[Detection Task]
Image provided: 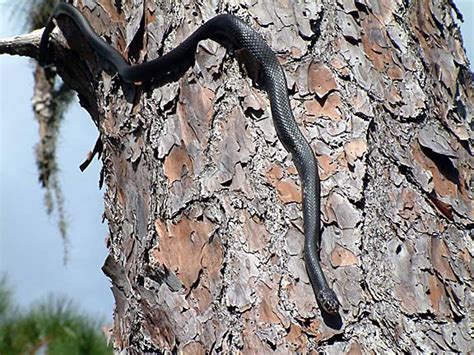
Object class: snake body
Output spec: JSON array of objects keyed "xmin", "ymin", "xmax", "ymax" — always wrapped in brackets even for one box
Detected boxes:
[{"xmin": 40, "ymin": 3, "xmax": 340, "ymax": 314}]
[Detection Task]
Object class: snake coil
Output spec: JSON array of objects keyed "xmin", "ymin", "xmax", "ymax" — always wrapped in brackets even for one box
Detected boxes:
[{"xmin": 40, "ymin": 2, "xmax": 340, "ymax": 314}]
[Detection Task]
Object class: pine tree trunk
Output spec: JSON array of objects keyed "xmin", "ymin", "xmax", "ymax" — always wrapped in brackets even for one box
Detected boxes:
[{"xmin": 1, "ymin": 0, "xmax": 472, "ymax": 353}]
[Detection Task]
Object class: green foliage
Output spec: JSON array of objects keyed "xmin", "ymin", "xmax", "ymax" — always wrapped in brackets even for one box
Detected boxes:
[
  {"xmin": 0, "ymin": 277, "xmax": 14, "ymax": 318},
  {"xmin": 0, "ymin": 278, "xmax": 112, "ymax": 355}
]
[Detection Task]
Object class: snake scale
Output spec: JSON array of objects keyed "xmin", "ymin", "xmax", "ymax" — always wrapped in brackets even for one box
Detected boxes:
[{"xmin": 40, "ymin": 2, "xmax": 340, "ymax": 314}]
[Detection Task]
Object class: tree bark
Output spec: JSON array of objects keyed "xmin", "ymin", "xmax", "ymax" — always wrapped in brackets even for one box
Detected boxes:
[{"xmin": 2, "ymin": 0, "xmax": 472, "ymax": 353}]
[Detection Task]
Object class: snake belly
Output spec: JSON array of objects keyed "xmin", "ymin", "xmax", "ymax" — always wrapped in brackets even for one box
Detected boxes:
[{"xmin": 40, "ymin": 2, "xmax": 340, "ymax": 314}]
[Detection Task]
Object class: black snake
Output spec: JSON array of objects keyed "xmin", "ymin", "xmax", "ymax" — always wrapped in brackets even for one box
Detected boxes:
[{"xmin": 40, "ymin": 2, "xmax": 340, "ymax": 314}]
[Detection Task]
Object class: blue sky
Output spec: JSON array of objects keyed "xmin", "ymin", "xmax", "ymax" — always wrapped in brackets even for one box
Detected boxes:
[
  {"xmin": 0, "ymin": 1, "xmax": 472, "ymax": 322},
  {"xmin": 0, "ymin": 3, "xmax": 113, "ymax": 319}
]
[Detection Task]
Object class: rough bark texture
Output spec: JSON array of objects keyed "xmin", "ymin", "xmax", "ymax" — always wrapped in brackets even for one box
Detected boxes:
[{"xmin": 5, "ymin": 0, "xmax": 472, "ymax": 353}]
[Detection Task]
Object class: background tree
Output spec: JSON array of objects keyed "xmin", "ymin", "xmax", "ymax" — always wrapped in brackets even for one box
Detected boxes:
[
  {"xmin": 0, "ymin": 277, "xmax": 112, "ymax": 354},
  {"xmin": 0, "ymin": 0, "xmax": 472, "ymax": 353}
]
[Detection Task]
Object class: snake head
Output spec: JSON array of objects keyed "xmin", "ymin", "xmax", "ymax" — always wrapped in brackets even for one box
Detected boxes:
[{"xmin": 317, "ymin": 289, "xmax": 340, "ymax": 314}]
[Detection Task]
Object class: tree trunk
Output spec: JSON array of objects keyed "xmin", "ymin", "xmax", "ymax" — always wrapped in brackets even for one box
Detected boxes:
[{"xmin": 1, "ymin": 0, "xmax": 472, "ymax": 353}]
